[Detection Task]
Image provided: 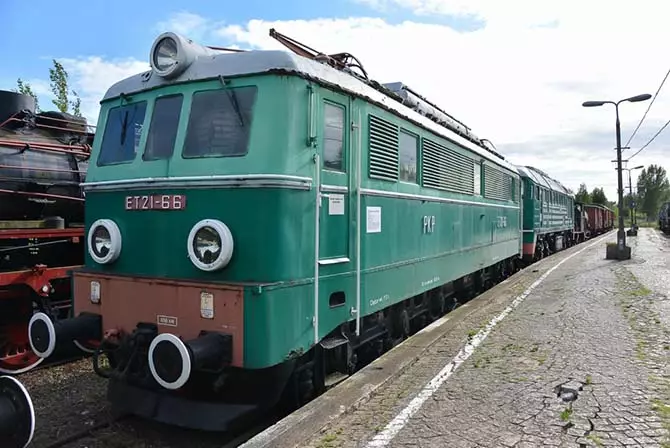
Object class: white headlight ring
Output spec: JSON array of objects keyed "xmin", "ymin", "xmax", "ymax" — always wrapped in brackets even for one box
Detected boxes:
[
  {"xmin": 87, "ymin": 219, "xmax": 122, "ymax": 265},
  {"xmin": 187, "ymin": 219, "xmax": 234, "ymax": 272}
]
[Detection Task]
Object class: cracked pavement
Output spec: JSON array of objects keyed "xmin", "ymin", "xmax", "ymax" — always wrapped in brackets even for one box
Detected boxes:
[{"xmin": 305, "ymin": 229, "xmax": 670, "ymax": 448}]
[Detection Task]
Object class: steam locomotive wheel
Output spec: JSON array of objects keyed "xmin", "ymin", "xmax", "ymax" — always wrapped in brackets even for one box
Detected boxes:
[
  {"xmin": 0, "ymin": 299, "xmax": 44, "ymax": 374},
  {"xmin": 73, "ymin": 339, "xmax": 100, "ymax": 354}
]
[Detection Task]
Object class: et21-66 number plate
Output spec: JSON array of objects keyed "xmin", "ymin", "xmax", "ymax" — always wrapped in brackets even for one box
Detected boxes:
[{"xmin": 125, "ymin": 194, "xmax": 187, "ymax": 210}]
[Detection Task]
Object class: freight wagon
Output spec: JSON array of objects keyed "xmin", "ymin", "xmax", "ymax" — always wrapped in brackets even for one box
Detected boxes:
[{"xmin": 583, "ymin": 203, "xmax": 614, "ymax": 237}]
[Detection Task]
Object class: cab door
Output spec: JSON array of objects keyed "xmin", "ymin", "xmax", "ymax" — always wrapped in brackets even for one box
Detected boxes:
[{"xmin": 317, "ymin": 91, "xmax": 351, "ymax": 266}]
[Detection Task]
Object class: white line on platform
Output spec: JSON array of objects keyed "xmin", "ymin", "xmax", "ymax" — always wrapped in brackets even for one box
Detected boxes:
[{"xmin": 365, "ymin": 236, "xmax": 606, "ymax": 447}]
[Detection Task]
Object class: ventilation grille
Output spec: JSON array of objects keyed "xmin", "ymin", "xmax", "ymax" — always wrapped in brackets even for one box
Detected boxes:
[
  {"xmin": 368, "ymin": 115, "xmax": 398, "ymax": 181},
  {"xmin": 421, "ymin": 138, "xmax": 475, "ymax": 194},
  {"xmin": 484, "ymin": 164, "xmax": 512, "ymax": 201}
]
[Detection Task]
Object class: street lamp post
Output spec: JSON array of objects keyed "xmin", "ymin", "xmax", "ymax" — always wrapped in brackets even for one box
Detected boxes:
[
  {"xmin": 582, "ymin": 93, "xmax": 652, "ymax": 260},
  {"xmin": 623, "ymin": 165, "xmax": 644, "ymax": 235}
]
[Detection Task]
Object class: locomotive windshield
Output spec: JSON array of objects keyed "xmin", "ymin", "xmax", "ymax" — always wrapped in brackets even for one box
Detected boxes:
[
  {"xmin": 143, "ymin": 94, "xmax": 183, "ymax": 161},
  {"xmin": 97, "ymin": 102, "xmax": 147, "ymax": 166},
  {"xmin": 182, "ymin": 86, "xmax": 257, "ymax": 158},
  {"xmin": 96, "ymin": 86, "xmax": 258, "ymax": 165}
]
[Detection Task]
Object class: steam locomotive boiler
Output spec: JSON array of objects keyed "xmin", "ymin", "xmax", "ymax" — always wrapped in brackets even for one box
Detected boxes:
[{"xmin": 0, "ymin": 89, "xmax": 95, "ymax": 373}]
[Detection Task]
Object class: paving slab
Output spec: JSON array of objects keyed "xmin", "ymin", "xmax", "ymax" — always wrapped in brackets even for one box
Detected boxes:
[
  {"xmin": 242, "ymin": 232, "xmax": 624, "ymax": 448},
  {"xmin": 287, "ymin": 228, "xmax": 670, "ymax": 448}
]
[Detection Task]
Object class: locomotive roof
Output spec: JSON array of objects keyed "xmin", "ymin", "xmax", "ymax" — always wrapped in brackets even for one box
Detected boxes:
[
  {"xmin": 103, "ymin": 48, "xmax": 519, "ymax": 174},
  {"xmin": 515, "ymin": 165, "xmax": 572, "ymax": 195}
]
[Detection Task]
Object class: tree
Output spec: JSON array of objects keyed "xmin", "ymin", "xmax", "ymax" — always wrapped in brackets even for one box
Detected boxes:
[
  {"xmin": 591, "ymin": 187, "xmax": 608, "ymax": 205},
  {"xmin": 48, "ymin": 59, "xmax": 82, "ymax": 117},
  {"xmin": 575, "ymin": 183, "xmax": 591, "ymax": 203},
  {"xmin": 12, "ymin": 78, "xmax": 40, "ymax": 112},
  {"xmin": 636, "ymin": 164, "xmax": 670, "ymax": 220}
]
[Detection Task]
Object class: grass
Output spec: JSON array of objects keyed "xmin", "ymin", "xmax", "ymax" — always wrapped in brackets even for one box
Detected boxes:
[
  {"xmin": 613, "ymin": 267, "xmax": 670, "ymax": 448},
  {"xmin": 560, "ymin": 406, "xmax": 573, "ymax": 422},
  {"xmin": 586, "ymin": 433, "xmax": 604, "ymax": 447}
]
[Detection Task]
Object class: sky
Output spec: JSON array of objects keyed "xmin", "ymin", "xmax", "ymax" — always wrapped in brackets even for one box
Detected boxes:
[{"xmin": 1, "ymin": 0, "xmax": 669, "ymax": 202}]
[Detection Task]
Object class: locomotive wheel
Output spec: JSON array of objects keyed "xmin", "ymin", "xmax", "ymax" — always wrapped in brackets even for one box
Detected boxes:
[
  {"xmin": 73, "ymin": 339, "xmax": 101, "ymax": 354},
  {"xmin": 0, "ymin": 298, "xmax": 44, "ymax": 374}
]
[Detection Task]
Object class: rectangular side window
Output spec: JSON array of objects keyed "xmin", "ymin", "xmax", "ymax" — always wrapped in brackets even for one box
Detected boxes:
[
  {"xmin": 143, "ymin": 94, "xmax": 183, "ymax": 161},
  {"xmin": 473, "ymin": 162, "xmax": 481, "ymax": 196},
  {"xmin": 183, "ymin": 86, "xmax": 257, "ymax": 158},
  {"xmin": 323, "ymin": 103, "xmax": 345, "ymax": 172},
  {"xmin": 398, "ymin": 130, "xmax": 417, "ymax": 183},
  {"xmin": 97, "ymin": 101, "xmax": 147, "ymax": 166}
]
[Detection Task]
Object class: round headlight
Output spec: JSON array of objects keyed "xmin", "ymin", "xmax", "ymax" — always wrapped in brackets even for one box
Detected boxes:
[
  {"xmin": 87, "ymin": 219, "xmax": 122, "ymax": 264},
  {"xmin": 187, "ymin": 219, "xmax": 233, "ymax": 272},
  {"xmin": 152, "ymin": 37, "xmax": 179, "ymax": 73}
]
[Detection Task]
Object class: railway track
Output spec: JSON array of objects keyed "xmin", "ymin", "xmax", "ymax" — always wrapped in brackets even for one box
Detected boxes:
[{"xmin": 39, "ymin": 412, "xmax": 282, "ymax": 448}]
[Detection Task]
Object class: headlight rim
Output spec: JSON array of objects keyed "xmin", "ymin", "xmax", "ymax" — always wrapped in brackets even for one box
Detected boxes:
[
  {"xmin": 186, "ymin": 219, "xmax": 234, "ymax": 272},
  {"xmin": 149, "ymin": 32, "xmax": 193, "ymax": 80},
  {"xmin": 87, "ymin": 219, "xmax": 122, "ymax": 265},
  {"xmin": 151, "ymin": 35, "xmax": 179, "ymax": 77}
]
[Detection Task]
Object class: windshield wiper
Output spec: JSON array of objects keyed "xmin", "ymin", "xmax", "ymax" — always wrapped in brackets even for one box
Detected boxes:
[
  {"xmin": 120, "ymin": 110, "xmax": 129, "ymax": 145},
  {"xmin": 219, "ymin": 75, "xmax": 244, "ymax": 127}
]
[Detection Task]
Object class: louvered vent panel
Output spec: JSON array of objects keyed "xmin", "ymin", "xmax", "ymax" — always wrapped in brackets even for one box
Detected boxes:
[
  {"xmin": 421, "ymin": 138, "xmax": 474, "ymax": 194},
  {"xmin": 484, "ymin": 165, "xmax": 512, "ymax": 201},
  {"xmin": 368, "ymin": 115, "xmax": 398, "ymax": 181}
]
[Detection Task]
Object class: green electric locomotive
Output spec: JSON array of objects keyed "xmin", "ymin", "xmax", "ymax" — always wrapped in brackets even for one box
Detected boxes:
[
  {"xmin": 517, "ymin": 165, "xmax": 575, "ymax": 262},
  {"xmin": 28, "ymin": 30, "xmax": 523, "ymax": 430}
]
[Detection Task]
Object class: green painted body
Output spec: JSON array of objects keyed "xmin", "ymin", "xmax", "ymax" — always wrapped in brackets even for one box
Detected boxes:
[
  {"xmin": 84, "ymin": 72, "xmax": 522, "ymax": 369},
  {"xmin": 520, "ymin": 175, "xmax": 574, "ymax": 253}
]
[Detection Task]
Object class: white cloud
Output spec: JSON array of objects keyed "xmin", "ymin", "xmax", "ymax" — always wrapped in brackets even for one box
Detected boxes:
[
  {"xmin": 15, "ymin": 3, "xmax": 670, "ymax": 203},
  {"xmin": 59, "ymin": 56, "xmax": 149, "ymax": 126},
  {"xmin": 154, "ymin": 11, "xmax": 222, "ymax": 42}
]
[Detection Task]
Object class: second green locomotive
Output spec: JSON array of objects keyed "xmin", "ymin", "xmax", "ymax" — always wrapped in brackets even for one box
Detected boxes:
[{"xmin": 517, "ymin": 165, "xmax": 575, "ymax": 262}]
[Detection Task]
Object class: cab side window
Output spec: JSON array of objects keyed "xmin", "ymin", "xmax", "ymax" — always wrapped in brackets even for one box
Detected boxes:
[{"xmin": 323, "ymin": 102, "xmax": 345, "ymax": 172}]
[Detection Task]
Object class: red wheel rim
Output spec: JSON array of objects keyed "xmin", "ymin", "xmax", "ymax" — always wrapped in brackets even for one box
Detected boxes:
[{"xmin": 0, "ymin": 321, "xmax": 44, "ymax": 374}]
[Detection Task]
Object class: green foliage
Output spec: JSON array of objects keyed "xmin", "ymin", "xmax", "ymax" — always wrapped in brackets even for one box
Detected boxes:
[
  {"xmin": 590, "ymin": 186, "xmax": 608, "ymax": 205},
  {"xmin": 12, "ymin": 60, "xmax": 82, "ymax": 118},
  {"xmin": 48, "ymin": 59, "xmax": 82, "ymax": 117},
  {"xmin": 637, "ymin": 164, "xmax": 670, "ymax": 219},
  {"xmin": 575, "ymin": 183, "xmax": 591, "ymax": 203},
  {"xmin": 12, "ymin": 79, "xmax": 40, "ymax": 112},
  {"xmin": 574, "ymin": 183, "xmax": 610, "ymax": 208}
]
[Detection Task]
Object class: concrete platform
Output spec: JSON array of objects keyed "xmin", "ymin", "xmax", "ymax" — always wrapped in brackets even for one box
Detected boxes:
[{"xmin": 240, "ymin": 231, "xmax": 631, "ymax": 448}]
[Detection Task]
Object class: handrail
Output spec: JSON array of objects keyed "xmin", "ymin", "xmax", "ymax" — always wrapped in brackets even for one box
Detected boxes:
[
  {"xmin": 0, "ymin": 139, "xmax": 91, "ymax": 157},
  {"xmin": 0, "ymin": 111, "xmax": 96, "ymax": 135},
  {"xmin": 0, "ymin": 163, "xmax": 86, "ymax": 174}
]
